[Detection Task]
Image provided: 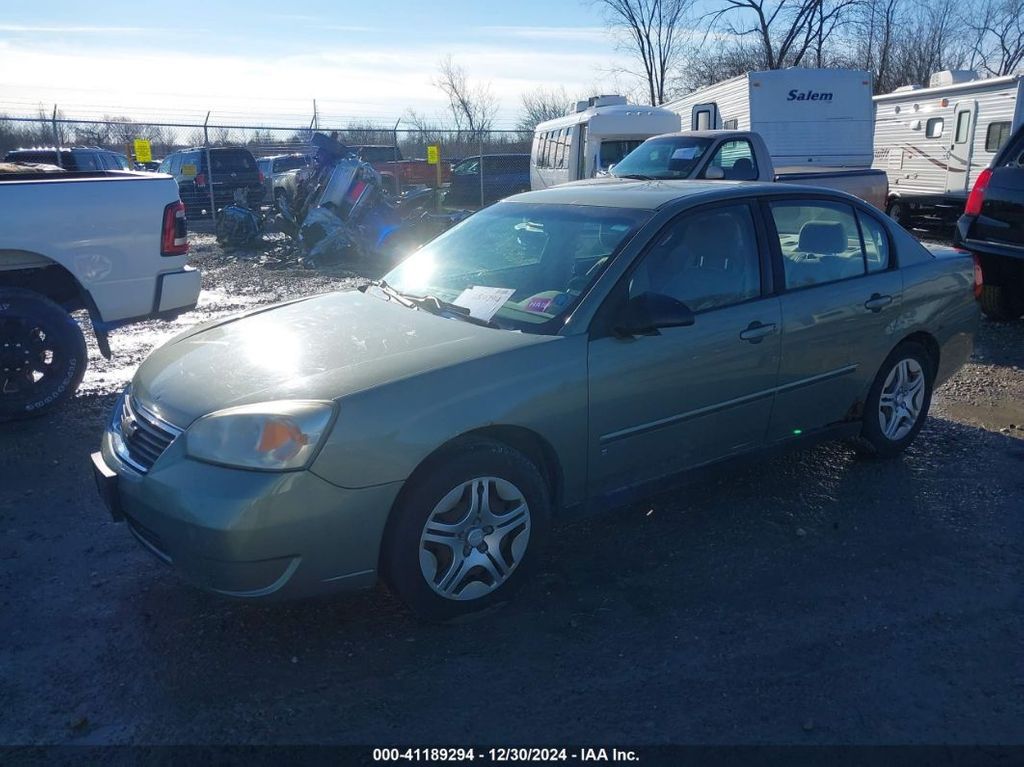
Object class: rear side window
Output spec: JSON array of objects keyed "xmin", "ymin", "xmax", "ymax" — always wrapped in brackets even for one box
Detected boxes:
[
  {"xmin": 985, "ymin": 121, "xmax": 1012, "ymax": 152},
  {"xmin": 857, "ymin": 211, "xmax": 891, "ymax": 273},
  {"xmin": 75, "ymin": 152, "xmax": 100, "ymax": 171},
  {"xmin": 769, "ymin": 201, "xmax": 866, "ymax": 288},
  {"xmin": 926, "ymin": 118, "xmax": 944, "ymax": 138}
]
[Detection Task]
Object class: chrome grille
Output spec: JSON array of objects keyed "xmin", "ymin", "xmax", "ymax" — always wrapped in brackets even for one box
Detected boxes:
[{"xmin": 116, "ymin": 393, "xmax": 181, "ymax": 473}]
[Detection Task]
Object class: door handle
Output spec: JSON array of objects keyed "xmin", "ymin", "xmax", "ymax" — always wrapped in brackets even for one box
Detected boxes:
[
  {"xmin": 739, "ymin": 321, "xmax": 777, "ymax": 343},
  {"xmin": 864, "ymin": 293, "xmax": 893, "ymax": 312}
]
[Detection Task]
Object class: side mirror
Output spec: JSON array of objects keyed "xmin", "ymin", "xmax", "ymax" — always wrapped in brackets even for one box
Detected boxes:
[
  {"xmin": 614, "ymin": 292, "xmax": 695, "ymax": 337},
  {"xmin": 703, "ymin": 165, "xmax": 725, "ymax": 180}
]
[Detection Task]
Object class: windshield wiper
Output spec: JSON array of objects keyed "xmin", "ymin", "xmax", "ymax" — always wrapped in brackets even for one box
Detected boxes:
[
  {"xmin": 616, "ymin": 173, "xmax": 656, "ymax": 180},
  {"xmin": 372, "ymin": 281, "xmax": 502, "ymax": 329},
  {"xmin": 408, "ymin": 294, "xmax": 503, "ymax": 329}
]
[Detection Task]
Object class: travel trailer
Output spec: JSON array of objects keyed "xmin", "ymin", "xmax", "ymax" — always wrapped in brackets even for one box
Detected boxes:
[
  {"xmin": 664, "ymin": 69, "xmax": 875, "ymax": 168},
  {"xmin": 530, "ymin": 96, "xmax": 680, "ymax": 189},
  {"xmin": 873, "ymin": 70, "xmax": 1024, "ymax": 225}
]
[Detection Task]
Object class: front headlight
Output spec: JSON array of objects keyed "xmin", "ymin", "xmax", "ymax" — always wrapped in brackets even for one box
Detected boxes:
[{"xmin": 185, "ymin": 400, "xmax": 336, "ymax": 471}]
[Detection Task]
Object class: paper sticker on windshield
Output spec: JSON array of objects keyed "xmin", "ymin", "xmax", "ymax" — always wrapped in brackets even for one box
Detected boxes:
[
  {"xmin": 671, "ymin": 147, "xmax": 700, "ymax": 160},
  {"xmin": 453, "ymin": 286, "xmax": 516, "ymax": 322},
  {"xmin": 526, "ymin": 297, "xmax": 553, "ymax": 313}
]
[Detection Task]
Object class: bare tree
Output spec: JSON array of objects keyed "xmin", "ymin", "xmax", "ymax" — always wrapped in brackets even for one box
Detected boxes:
[
  {"xmin": 434, "ymin": 56, "xmax": 498, "ymax": 137},
  {"xmin": 516, "ymin": 87, "xmax": 580, "ymax": 133},
  {"xmin": 968, "ymin": 0, "xmax": 1024, "ymax": 75},
  {"xmin": 593, "ymin": 0, "xmax": 692, "ymax": 105},
  {"xmin": 703, "ymin": 0, "xmax": 858, "ymax": 70}
]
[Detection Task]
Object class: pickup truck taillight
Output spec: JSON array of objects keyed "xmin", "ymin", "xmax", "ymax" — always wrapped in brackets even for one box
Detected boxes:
[
  {"xmin": 965, "ymin": 168, "xmax": 992, "ymax": 216},
  {"xmin": 194, "ymin": 172, "xmax": 207, "ymax": 188},
  {"xmin": 161, "ymin": 200, "xmax": 189, "ymax": 256}
]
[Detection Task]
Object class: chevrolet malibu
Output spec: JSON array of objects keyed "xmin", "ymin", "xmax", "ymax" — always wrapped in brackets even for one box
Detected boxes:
[{"xmin": 92, "ymin": 180, "xmax": 979, "ymax": 618}]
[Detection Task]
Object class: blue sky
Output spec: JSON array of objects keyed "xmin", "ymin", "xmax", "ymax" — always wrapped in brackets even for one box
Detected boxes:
[{"xmin": 0, "ymin": 0, "xmax": 638, "ymax": 128}]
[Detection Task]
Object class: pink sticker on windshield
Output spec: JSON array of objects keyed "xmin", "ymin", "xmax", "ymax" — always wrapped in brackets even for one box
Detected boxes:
[{"xmin": 527, "ymin": 297, "xmax": 553, "ymax": 313}]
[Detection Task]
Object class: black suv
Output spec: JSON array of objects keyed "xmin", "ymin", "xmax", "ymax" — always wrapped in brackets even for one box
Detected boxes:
[
  {"xmin": 956, "ymin": 123, "xmax": 1024, "ymax": 320},
  {"xmin": 157, "ymin": 147, "xmax": 264, "ymax": 216},
  {"xmin": 4, "ymin": 146, "xmax": 130, "ymax": 171}
]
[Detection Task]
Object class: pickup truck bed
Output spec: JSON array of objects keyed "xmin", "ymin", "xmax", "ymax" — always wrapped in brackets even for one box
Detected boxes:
[{"xmin": 1, "ymin": 169, "xmax": 199, "ymax": 419}]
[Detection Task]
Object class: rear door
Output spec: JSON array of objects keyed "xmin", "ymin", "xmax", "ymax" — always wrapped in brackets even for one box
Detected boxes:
[
  {"xmin": 764, "ymin": 197, "xmax": 902, "ymax": 442},
  {"xmin": 946, "ymin": 101, "xmax": 977, "ymax": 194},
  {"xmin": 588, "ymin": 201, "xmax": 782, "ymax": 494},
  {"xmin": 974, "ymin": 125, "xmax": 1024, "ymax": 248}
]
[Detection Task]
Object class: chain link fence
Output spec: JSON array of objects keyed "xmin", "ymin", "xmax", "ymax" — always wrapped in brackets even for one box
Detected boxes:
[{"xmin": 0, "ymin": 112, "xmax": 534, "ymax": 211}]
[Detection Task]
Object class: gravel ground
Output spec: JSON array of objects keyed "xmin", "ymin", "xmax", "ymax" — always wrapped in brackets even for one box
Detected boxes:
[{"xmin": 1, "ymin": 234, "xmax": 1022, "ymax": 746}]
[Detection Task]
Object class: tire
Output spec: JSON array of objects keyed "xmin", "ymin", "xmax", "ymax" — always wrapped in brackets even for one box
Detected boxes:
[
  {"xmin": 978, "ymin": 284, "xmax": 1024, "ymax": 321},
  {"xmin": 382, "ymin": 437, "xmax": 551, "ymax": 620},
  {"xmin": 0, "ymin": 288, "xmax": 87, "ymax": 421},
  {"xmin": 886, "ymin": 200, "xmax": 908, "ymax": 227},
  {"xmin": 857, "ymin": 341, "xmax": 934, "ymax": 458}
]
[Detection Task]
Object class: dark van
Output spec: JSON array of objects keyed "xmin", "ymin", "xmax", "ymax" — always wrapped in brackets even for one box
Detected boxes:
[
  {"xmin": 444, "ymin": 153, "xmax": 530, "ymax": 207},
  {"xmin": 158, "ymin": 147, "xmax": 264, "ymax": 216}
]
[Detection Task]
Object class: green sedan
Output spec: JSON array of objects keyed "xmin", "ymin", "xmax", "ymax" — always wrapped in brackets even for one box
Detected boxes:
[{"xmin": 92, "ymin": 180, "xmax": 979, "ymax": 618}]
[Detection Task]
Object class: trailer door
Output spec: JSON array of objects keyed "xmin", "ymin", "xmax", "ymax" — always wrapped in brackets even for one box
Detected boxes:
[{"xmin": 946, "ymin": 101, "xmax": 977, "ymax": 194}]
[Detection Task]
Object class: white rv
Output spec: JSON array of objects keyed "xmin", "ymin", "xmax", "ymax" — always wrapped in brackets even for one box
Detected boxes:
[
  {"xmin": 530, "ymin": 96, "xmax": 680, "ymax": 189},
  {"xmin": 873, "ymin": 70, "xmax": 1024, "ymax": 224},
  {"xmin": 664, "ymin": 69, "xmax": 875, "ymax": 168}
]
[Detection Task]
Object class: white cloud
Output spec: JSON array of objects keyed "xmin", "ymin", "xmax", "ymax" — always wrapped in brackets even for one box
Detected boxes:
[{"xmin": 0, "ymin": 24, "xmax": 148, "ymax": 34}]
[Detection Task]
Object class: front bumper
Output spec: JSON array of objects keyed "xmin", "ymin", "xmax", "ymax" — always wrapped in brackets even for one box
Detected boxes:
[{"xmin": 93, "ymin": 434, "xmax": 402, "ymax": 600}]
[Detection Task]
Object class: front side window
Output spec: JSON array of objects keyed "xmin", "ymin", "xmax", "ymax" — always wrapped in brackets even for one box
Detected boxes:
[
  {"xmin": 986, "ymin": 121, "xmax": 1011, "ymax": 152},
  {"xmin": 702, "ymin": 140, "xmax": 757, "ymax": 180},
  {"xmin": 770, "ymin": 201, "xmax": 866, "ymax": 288},
  {"xmin": 628, "ymin": 204, "xmax": 762, "ymax": 313},
  {"xmin": 611, "ymin": 136, "xmax": 713, "ymax": 179},
  {"xmin": 926, "ymin": 117, "xmax": 944, "ymax": 138},
  {"xmin": 381, "ymin": 202, "xmax": 650, "ymax": 333},
  {"xmin": 453, "ymin": 158, "xmax": 480, "ymax": 176}
]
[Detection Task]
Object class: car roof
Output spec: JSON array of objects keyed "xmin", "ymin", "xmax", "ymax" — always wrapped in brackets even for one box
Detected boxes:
[{"xmin": 505, "ymin": 178, "xmax": 787, "ymax": 210}]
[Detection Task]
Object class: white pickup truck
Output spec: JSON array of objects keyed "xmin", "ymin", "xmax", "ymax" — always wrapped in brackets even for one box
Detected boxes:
[
  {"xmin": 0, "ymin": 165, "xmax": 200, "ymax": 420},
  {"xmin": 608, "ymin": 130, "xmax": 888, "ymax": 210}
]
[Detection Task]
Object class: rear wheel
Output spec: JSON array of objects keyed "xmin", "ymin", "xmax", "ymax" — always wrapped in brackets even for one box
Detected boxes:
[
  {"xmin": 886, "ymin": 199, "xmax": 909, "ymax": 227},
  {"xmin": 857, "ymin": 342, "xmax": 934, "ymax": 458},
  {"xmin": 382, "ymin": 438, "xmax": 550, "ymax": 619},
  {"xmin": 0, "ymin": 288, "xmax": 87, "ymax": 421},
  {"xmin": 978, "ymin": 284, "xmax": 1024, "ymax": 321}
]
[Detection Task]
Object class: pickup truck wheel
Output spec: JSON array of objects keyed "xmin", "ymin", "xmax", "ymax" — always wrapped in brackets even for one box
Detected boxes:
[
  {"xmin": 856, "ymin": 342, "xmax": 934, "ymax": 458},
  {"xmin": 382, "ymin": 438, "xmax": 550, "ymax": 620},
  {"xmin": 978, "ymin": 284, "xmax": 1024, "ymax": 321},
  {"xmin": 0, "ymin": 289, "xmax": 87, "ymax": 421}
]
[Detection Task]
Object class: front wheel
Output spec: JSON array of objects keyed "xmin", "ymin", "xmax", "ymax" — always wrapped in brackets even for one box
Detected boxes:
[
  {"xmin": 0, "ymin": 288, "xmax": 87, "ymax": 421},
  {"xmin": 382, "ymin": 438, "xmax": 550, "ymax": 619},
  {"xmin": 857, "ymin": 342, "xmax": 934, "ymax": 458}
]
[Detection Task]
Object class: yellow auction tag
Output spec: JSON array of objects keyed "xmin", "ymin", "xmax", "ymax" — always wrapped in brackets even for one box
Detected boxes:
[{"xmin": 426, "ymin": 144, "xmax": 440, "ymax": 165}]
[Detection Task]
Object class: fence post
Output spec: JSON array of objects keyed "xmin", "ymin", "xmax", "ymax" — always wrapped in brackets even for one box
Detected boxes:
[
  {"xmin": 479, "ymin": 135, "xmax": 484, "ymax": 209},
  {"xmin": 203, "ymin": 111, "xmax": 216, "ymax": 218},
  {"xmin": 51, "ymin": 105, "xmax": 62, "ymax": 169}
]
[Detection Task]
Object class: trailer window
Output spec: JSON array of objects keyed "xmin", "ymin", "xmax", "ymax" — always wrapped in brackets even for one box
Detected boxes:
[
  {"xmin": 985, "ymin": 122, "xmax": 1012, "ymax": 152},
  {"xmin": 723, "ymin": 119, "xmax": 738, "ymax": 130},
  {"xmin": 695, "ymin": 110, "xmax": 712, "ymax": 130},
  {"xmin": 925, "ymin": 118, "xmax": 944, "ymax": 138},
  {"xmin": 954, "ymin": 111, "xmax": 971, "ymax": 144}
]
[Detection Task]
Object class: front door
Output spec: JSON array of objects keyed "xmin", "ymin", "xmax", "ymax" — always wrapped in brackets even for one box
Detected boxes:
[
  {"xmin": 588, "ymin": 202, "xmax": 781, "ymax": 495},
  {"xmin": 947, "ymin": 101, "xmax": 977, "ymax": 194},
  {"xmin": 763, "ymin": 198, "xmax": 902, "ymax": 442}
]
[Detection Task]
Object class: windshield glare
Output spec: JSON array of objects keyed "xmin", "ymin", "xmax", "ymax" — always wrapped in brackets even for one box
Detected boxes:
[
  {"xmin": 381, "ymin": 202, "xmax": 650, "ymax": 332},
  {"xmin": 612, "ymin": 136, "xmax": 713, "ymax": 179}
]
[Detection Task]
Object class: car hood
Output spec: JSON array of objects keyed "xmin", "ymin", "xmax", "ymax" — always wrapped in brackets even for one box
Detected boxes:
[{"xmin": 132, "ymin": 289, "xmax": 551, "ymax": 428}]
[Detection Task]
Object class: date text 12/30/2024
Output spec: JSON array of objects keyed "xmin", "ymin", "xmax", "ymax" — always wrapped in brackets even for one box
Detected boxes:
[{"xmin": 373, "ymin": 748, "xmax": 640, "ymax": 762}]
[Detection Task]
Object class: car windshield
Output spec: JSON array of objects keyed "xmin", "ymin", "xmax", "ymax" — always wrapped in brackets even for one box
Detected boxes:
[
  {"xmin": 379, "ymin": 202, "xmax": 651, "ymax": 333},
  {"xmin": 611, "ymin": 136, "xmax": 714, "ymax": 179}
]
